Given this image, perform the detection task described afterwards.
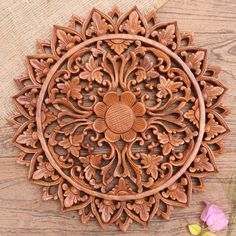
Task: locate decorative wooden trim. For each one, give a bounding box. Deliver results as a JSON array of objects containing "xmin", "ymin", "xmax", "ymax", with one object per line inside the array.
[{"xmin": 9, "ymin": 6, "xmax": 229, "ymax": 231}]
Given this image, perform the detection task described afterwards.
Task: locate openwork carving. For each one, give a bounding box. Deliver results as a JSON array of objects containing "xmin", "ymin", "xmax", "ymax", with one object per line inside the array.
[{"xmin": 9, "ymin": 7, "xmax": 229, "ymax": 231}]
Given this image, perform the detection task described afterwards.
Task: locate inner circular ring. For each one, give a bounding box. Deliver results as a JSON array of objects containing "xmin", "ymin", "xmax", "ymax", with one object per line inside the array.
[{"xmin": 36, "ymin": 34, "xmax": 206, "ymax": 201}]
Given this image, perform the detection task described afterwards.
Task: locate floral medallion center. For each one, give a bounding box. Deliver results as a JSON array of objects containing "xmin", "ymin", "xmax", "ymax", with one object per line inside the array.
[{"xmin": 93, "ymin": 91, "xmax": 147, "ymax": 142}]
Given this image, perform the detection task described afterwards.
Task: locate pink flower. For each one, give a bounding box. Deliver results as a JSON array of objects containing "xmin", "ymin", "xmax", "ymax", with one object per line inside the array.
[{"xmin": 200, "ymin": 201, "xmax": 228, "ymax": 232}]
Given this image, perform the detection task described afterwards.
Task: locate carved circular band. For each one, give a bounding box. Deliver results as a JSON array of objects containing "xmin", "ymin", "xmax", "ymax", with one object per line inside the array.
[{"xmin": 36, "ymin": 34, "xmax": 206, "ymax": 201}]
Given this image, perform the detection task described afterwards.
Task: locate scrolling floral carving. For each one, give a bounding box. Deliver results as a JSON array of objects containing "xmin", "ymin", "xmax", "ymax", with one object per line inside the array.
[{"xmin": 9, "ymin": 7, "xmax": 229, "ymax": 231}]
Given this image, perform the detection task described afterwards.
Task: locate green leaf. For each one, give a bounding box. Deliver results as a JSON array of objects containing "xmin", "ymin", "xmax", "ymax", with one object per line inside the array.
[
  {"xmin": 203, "ymin": 232, "xmax": 216, "ymax": 236},
  {"xmin": 188, "ymin": 224, "xmax": 202, "ymax": 235}
]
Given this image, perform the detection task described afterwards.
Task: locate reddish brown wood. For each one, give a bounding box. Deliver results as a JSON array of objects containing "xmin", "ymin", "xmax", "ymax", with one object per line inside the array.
[{"xmin": 8, "ymin": 6, "xmax": 229, "ymax": 231}]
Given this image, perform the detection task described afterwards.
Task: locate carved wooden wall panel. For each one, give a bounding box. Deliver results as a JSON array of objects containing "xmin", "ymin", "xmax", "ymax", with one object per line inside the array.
[{"xmin": 8, "ymin": 7, "xmax": 229, "ymax": 231}]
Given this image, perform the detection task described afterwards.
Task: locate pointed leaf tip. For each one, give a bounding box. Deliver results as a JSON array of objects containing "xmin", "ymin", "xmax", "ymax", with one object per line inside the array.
[{"xmin": 188, "ymin": 224, "xmax": 202, "ymax": 235}]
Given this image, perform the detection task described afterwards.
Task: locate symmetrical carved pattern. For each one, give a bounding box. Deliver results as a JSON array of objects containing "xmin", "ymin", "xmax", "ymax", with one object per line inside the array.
[{"xmin": 9, "ymin": 7, "xmax": 229, "ymax": 231}]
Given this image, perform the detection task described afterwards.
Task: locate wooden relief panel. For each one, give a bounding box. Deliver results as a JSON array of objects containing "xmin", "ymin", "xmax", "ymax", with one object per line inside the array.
[{"xmin": 8, "ymin": 7, "xmax": 229, "ymax": 231}]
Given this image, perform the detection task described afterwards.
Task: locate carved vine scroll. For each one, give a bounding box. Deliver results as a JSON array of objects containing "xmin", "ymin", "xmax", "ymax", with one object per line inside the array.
[{"xmin": 9, "ymin": 7, "xmax": 229, "ymax": 231}]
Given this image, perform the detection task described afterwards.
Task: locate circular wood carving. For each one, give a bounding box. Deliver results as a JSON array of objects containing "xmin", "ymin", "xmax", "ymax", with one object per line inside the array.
[{"xmin": 9, "ymin": 7, "xmax": 230, "ymax": 231}]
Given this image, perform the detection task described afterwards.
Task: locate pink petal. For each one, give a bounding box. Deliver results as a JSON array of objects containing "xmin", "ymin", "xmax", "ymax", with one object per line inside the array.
[
  {"xmin": 207, "ymin": 212, "xmax": 228, "ymax": 232},
  {"xmin": 201, "ymin": 202, "xmax": 212, "ymax": 222},
  {"xmin": 201, "ymin": 202, "xmax": 228, "ymax": 232}
]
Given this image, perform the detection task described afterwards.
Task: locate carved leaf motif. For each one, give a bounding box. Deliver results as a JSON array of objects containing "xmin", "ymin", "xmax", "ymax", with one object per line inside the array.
[
  {"xmin": 205, "ymin": 114, "xmax": 226, "ymax": 141},
  {"xmin": 15, "ymin": 88, "xmax": 38, "ymax": 116},
  {"xmin": 79, "ymin": 155, "xmax": 102, "ymax": 181},
  {"xmin": 32, "ymin": 161, "xmax": 54, "ymax": 180},
  {"xmin": 79, "ymin": 56, "xmax": 103, "ymax": 84},
  {"xmin": 106, "ymin": 39, "xmax": 132, "ymax": 55},
  {"xmin": 71, "ymin": 134, "xmax": 84, "ymax": 144},
  {"xmin": 63, "ymin": 184, "xmax": 88, "ymax": 208},
  {"xmin": 135, "ymin": 56, "xmax": 159, "ymax": 83},
  {"xmin": 119, "ymin": 11, "xmax": 145, "ymax": 35},
  {"xmin": 184, "ymin": 100, "xmax": 200, "ymax": 128},
  {"xmin": 181, "ymin": 50, "xmax": 206, "ymax": 76},
  {"xmin": 70, "ymin": 146, "xmax": 81, "ymax": 157},
  {"xmin": 55, "ymin": 28, "xmax": 81, "ymax": 55},
  {"xmin": 86, "ymin": 12, "xmax": 114, "ymax": 36},
  {"xmin": 58, "ymin": 136, "xmax": 81, "ymax": 157},
  {"xmin": 156, "ymin": 76, "xmax": 182, "ymax": 98},
  {"xmin": 29, "ymin": 57, "xmax": 55, "ymax": 83},
  {"xmin": 192, "ymin": 155, "xmax": 214, "ymax": 172},
  {"xmin": 41, "ymin": 108, "xmax": 57, "ymax": 128},
  {"xmin": 64, "ymin": 189, "xmax": 78, "ymax": 208},
  {"xmin": 80, "ymin": 158, "xmax": 95, "ymax": 181},
  {"xmin": 151, "ymin": 24, "xmax": 177, "ymax": 50},
  {"xmin": 96, "ymin": 199, "xmax": 116, "ymax": 223},
  {"xmin": 109, "ymin": 178, "xmax": 134, "ymax": 195},
  {"xmin": 140, "ymin": 55, "xmax": 153, "ymax": 71},
  {"xmin": 203, "ymin": 85, "xmax": 224, "ymax": 107},
  {"xmin": 162, "ymin": 178, "xmax": 188, "ymax": 203},
  {"xmin": 140, "ymin": 153, "xmax": 163, "ymax": 179},
  {"xmin": 58, "ymin": 137, "xmax": 70, "ymax": 148},
  {"xmin": 158, "ymin": 133, "xmax": 184, "ymax": 155},
  {"xmin": 57, "ymin": 77, "xmax": 82, "ymax": 100},
  {"xmin": 16, "ymin": 125, "xmax": 38, "ymax": 148},
  {"xmin": 127, "ymin": 198, "xmax": 155, "ymax": 221}
]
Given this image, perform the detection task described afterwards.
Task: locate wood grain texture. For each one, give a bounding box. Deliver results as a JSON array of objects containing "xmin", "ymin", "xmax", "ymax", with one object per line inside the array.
[{"xmin": 0, "ymin": 0, "xmax": 236, "ymax": 235}]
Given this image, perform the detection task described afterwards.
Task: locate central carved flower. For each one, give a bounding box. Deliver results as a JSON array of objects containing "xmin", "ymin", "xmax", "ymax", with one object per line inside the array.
[
  {"xmin": 106, "ymin": 104, "xmax": 134, "ymax": 133},
  {"xmin": 93, "ymin": 91, "xmax": 147, "ymax": 142}
]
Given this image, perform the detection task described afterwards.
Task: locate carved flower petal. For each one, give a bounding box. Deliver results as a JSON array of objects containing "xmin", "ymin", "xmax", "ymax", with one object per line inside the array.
[
  {"xmin": 93, "ymin": 118, "xmax": 107, "ymax": 133},
  {"xmin": 121, "ymin": 129, "xmax": 136, "ymax": 142},
  {"xmin": 120, "ymin": 91, "xmax": 136, "ymax": 107},
  {"xmin": 132, "ymin": 102, "xmax": 146, "ymax": 116},
  {"xmin": 105, "ymin": 129, "xmax": 120, "ymax": 142},
  {"xmin": 94, "ymin": 102, "xmax": 107, "ymax": 118},
  {"xmin": 132, "ymin": 118, "xmax": 147, "ymax": 132},
  {"xmin": 103, "ymin": 92, "xmax": 119, "ymax": 106},
  {"xmin": 163, "ymin": 143, "xmax": 172, "ymax": 155}
]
